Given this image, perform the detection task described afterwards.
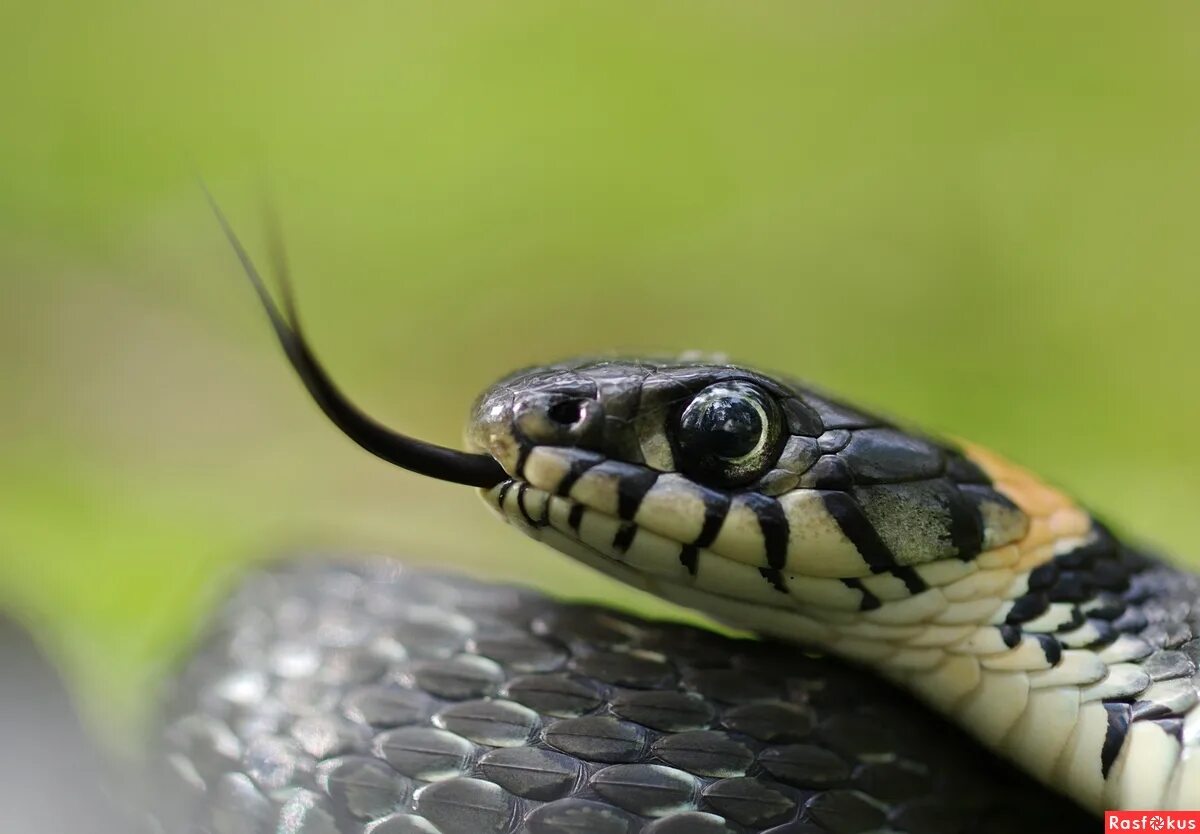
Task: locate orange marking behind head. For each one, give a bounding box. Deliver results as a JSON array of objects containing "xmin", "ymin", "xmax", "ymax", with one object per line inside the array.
[{"xmin": 961, "ymin": 443, "xmax": 1093, "ymax": 566}]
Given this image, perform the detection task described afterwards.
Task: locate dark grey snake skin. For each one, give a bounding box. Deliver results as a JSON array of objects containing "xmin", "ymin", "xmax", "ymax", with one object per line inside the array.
[{"xmin": 152, "ymin": 558, "xmax": 1095, "ymax": 834}]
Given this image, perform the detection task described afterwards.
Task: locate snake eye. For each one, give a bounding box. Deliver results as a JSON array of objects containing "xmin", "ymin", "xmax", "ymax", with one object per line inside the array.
[{"xmin": 672, "ymin": 381, "xmax": 784, "ymax": 487}]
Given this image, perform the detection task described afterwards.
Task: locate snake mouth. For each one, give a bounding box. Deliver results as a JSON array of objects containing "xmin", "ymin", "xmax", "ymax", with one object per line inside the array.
[{"xmin": 482, "ymin": 455, "xmax": 860, "ymax": 646}]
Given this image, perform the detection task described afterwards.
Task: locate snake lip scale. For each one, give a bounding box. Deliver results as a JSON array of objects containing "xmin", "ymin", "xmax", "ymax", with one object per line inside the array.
[{"xmin": 195, "ymin": 208, "xmax": 1200, "ymax": 825}]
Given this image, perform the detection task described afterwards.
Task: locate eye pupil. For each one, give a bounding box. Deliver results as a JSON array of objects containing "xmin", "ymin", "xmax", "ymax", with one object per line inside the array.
[{"xmin": 690, "ymin": 397, "xmax": 762, "ymax": 459}]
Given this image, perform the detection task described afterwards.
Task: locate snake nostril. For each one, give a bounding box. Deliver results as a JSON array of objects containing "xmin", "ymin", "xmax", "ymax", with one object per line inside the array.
[
  {"xmin": 547, "ymin": 399, "xmax": 586, "ymax": 427},
  {"xmin": 514, "ymin": 394, "xmax": 601, "ymax": 445}
]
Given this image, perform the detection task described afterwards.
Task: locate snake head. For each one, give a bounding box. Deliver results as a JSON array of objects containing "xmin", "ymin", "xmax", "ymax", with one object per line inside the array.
[{"xmin": 463, "ymin": 358, "xmax": 1079, "ymax": 643}]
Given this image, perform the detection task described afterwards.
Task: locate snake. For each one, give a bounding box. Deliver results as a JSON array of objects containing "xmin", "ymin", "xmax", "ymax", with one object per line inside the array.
[{"xmin": 156, "ymin": 208, "xmax": 1200, "ymax": 832}]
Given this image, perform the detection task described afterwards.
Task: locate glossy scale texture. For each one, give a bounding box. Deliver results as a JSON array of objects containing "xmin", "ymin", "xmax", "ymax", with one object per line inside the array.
[{"xmin": 153, "ymin": 559, "xmax": 1093, "ymax": 834}]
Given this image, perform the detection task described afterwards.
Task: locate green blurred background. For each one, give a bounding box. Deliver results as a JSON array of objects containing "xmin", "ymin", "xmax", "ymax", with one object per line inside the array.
[{"xmin": 2, "ymin": 1, "xmax": 1199, "ymax": 747}]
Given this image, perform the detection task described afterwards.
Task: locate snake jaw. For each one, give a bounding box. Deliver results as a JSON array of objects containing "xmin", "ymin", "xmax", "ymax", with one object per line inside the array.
[
  {"xmin": 484, "ymin": 444, "xmax": 883, "ymax": 639},
  {"xmin": 482, "ymin": 476, "xmax": 838, "ymax": 647}
]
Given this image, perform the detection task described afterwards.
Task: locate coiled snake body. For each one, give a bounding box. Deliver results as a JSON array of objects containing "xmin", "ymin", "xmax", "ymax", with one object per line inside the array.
[{"xmin": 160, "ymin": 216, "xmax": 1200, "ymax": 831}]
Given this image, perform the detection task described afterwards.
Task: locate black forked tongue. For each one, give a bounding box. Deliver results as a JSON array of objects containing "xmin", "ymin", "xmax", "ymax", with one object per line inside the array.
[{"xmin": 206, "ymin": 191, "xmax": 507, "ymax": 489}]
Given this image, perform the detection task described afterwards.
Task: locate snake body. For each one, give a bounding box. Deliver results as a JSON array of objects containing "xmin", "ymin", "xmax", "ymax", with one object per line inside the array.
[
  {"xmin": 164, "ymin": 218, "xmax": 1200, "ymax": 830},
  {"xmin": 156, "ymin": 559, "xmax": 1091, "ymax": 833}
]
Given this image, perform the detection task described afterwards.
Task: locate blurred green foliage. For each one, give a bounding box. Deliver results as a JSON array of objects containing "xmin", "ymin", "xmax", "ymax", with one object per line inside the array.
[{"xmin": 2, "ymin": 1, "xmax": 1199, "ymax": 743}]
